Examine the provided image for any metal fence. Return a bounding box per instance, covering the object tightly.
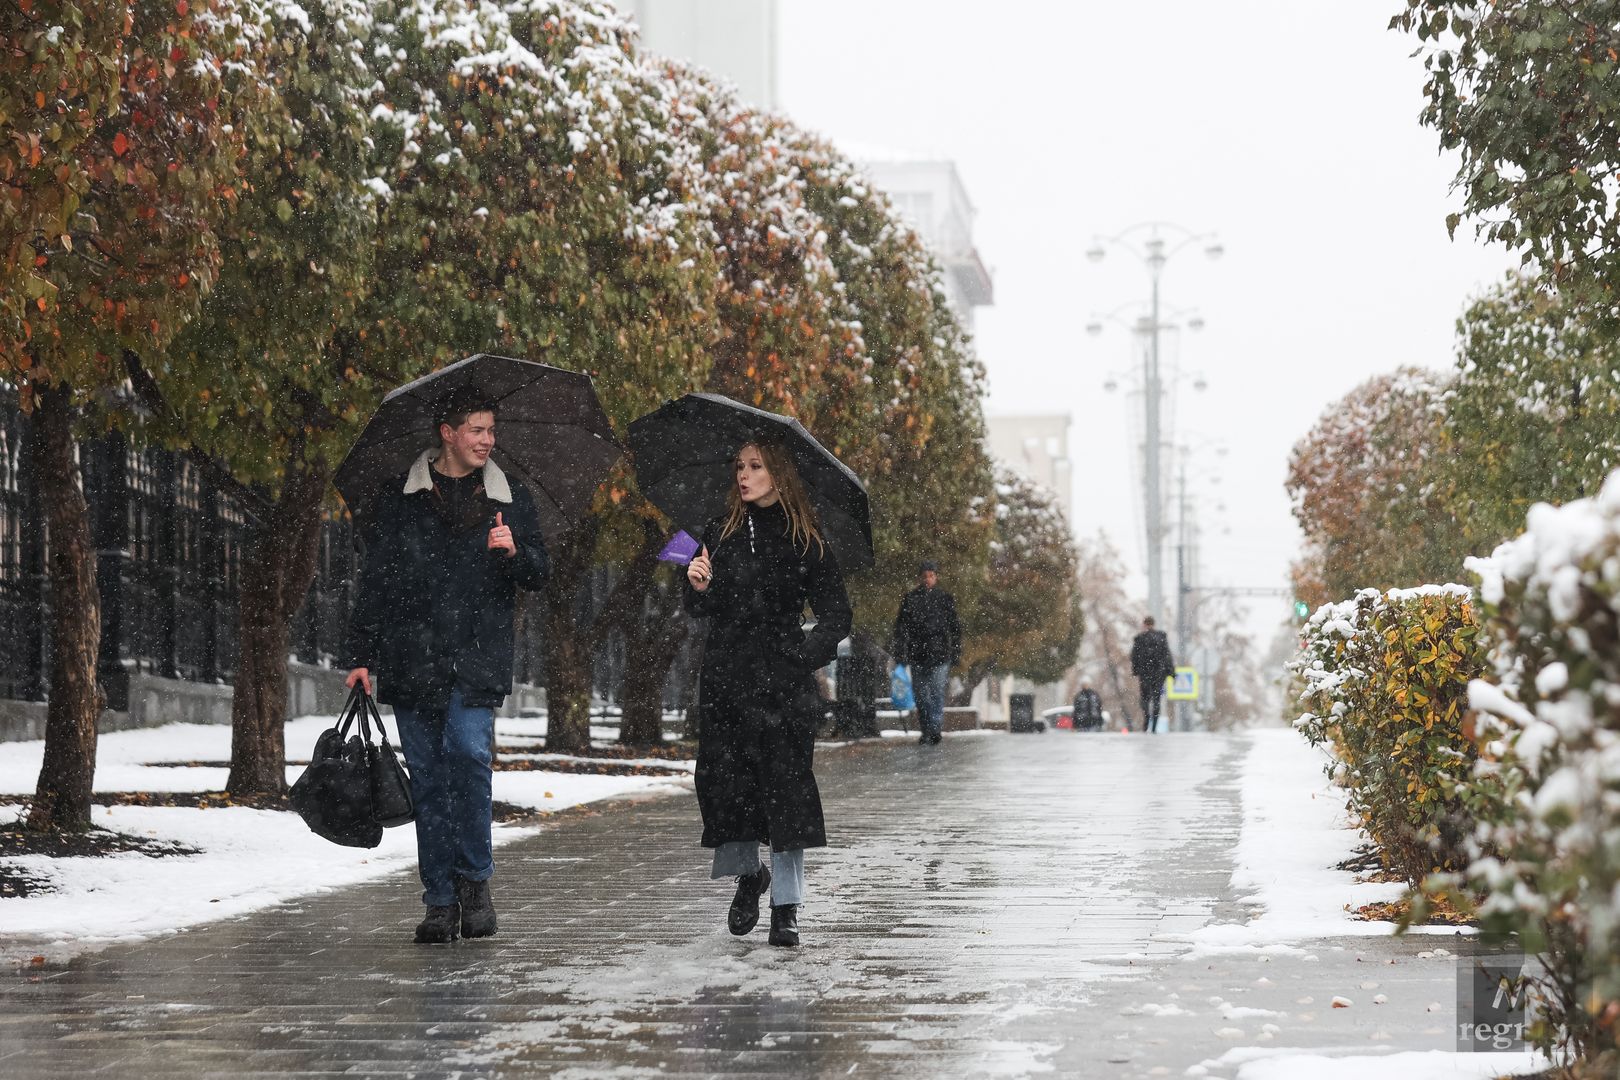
[0,396,696,713]
[0,405,367,710]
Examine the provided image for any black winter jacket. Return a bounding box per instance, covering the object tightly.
[1073,687,1104,726]
[891,585,961,669]
[684,500,852,851]
[345,452,548,710]
[1130,629,1175,682]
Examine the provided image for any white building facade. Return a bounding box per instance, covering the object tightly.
[855,156,995,333]
[613,0,779,109]
[985,414,1073,527]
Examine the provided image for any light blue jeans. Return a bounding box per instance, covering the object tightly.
[392,688,495,907]
[711,841,805,906]
[913,663,950,738]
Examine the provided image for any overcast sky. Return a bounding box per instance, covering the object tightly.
[775,0,1517,645]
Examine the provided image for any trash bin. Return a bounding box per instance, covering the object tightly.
[1009,693,1041,734]
[832,645,880,738]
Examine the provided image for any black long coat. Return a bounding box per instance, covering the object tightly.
[345,452,549,711]
[684,500,852,852]
[1129,629,1175,683]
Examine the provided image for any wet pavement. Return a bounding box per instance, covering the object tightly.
[1,731,1487,1078]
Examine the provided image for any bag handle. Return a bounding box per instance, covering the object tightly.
[339,684,397,750]
[335,684,368,740]
[335,683,406,757]
[359,690,402,755]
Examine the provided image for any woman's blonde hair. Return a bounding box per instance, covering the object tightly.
[719,440,826,555]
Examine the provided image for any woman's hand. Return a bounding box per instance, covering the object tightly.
[687,546,712,592]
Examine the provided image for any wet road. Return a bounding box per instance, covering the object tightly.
[0,731,1480,1078]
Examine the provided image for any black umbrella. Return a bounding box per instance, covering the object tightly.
[627,393,873,571]
[334,354,621,537]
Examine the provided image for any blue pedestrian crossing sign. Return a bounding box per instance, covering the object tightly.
[1165,667,1199,701]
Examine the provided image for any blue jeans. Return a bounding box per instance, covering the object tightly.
[913,663,949,738]
[392,688,495,906]
[712,841,806,906]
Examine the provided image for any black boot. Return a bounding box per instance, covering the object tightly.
[455,877,498,939]
[768,904,799,947]
[414,903,460,944]
[728,865,771,936]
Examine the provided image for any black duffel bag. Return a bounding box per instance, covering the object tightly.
[290,686,414,847]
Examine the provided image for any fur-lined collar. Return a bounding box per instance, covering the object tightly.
[403,448,512,503]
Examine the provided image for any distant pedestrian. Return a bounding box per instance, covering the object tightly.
[345,386,549,944]
[891,561,962,745]
[1072,680,1104,732]
[1129,617,1176,734]
[685,438,852,948]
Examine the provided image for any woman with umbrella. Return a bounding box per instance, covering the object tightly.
[684,438,852,948]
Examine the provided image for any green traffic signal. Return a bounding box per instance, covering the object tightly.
[1294,600,1310,619]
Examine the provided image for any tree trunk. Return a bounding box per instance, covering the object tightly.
[541,517,602,753]
[226,461,327,796]
[948,660,994,708]
[26,386,103,833]
[618,576,688,748]
[1092,611,1135,729]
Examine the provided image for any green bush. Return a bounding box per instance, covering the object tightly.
[1293,585,1488,888]
[1460,470,1620,1072]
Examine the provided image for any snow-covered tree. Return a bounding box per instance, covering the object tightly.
[955,469,1082,699]
[1072,533,1143,729]
[137,0,386,795]
[2,0,251,828]
[1394,0,1620,324]
[1287,368,1461,599]
[353,0,723,753]
[1438,272,1620,559]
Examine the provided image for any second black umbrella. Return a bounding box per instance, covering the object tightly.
[627,393,872,571]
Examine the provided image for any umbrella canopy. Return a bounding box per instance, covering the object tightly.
[628,393,873,571]
[334,354,621,537]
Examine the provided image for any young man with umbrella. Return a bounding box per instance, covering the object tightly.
[344,385,549,943]
[683,439,852,948]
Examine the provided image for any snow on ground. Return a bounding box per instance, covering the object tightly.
[1179,728,1464,958]
[1189,1046,1545,1079]
[1,715,691,965]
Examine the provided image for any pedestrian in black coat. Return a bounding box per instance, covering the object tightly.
[891,562,961,744]
[1072,681,1104,732]
[1129,617,1176,734]
[684,439,852,948]
[346,386,548,944]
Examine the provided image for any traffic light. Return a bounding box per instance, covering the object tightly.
[1294,599,1310,620]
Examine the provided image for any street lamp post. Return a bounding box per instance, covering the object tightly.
[1086,223,1221,624]
[1173,445,1226,729]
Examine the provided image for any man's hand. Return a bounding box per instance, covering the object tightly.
[687,545,712,591]
[346,667,373,696]
[488,511,516,556]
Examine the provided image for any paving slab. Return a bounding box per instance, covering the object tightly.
[2,732,1498,1078]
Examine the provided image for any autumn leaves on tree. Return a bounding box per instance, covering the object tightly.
[3,0,1083,819]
